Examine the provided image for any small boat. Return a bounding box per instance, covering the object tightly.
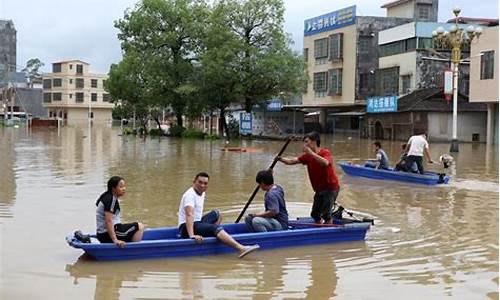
[338,162,450,185]
[66,218,371,261]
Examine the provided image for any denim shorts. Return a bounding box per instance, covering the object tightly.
[179,209,223,238]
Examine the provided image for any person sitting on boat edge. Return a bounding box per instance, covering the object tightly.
[178,172,260,258]
[95,176,145,248]
[394,143,418,173]
[245,170,289,232]
[364,141,390,170]
[277,131,340,224]
[404,132,434,174]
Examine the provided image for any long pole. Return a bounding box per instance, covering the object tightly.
[450,61,459,152]
[235,137,293,223]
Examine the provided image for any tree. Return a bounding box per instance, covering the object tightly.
[22,58,44,88]
[114,0,209,127]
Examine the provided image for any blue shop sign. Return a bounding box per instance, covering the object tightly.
[239,112,252,135]
[267,99,282,111]
[304,6,356,36]
[367,96,398,113]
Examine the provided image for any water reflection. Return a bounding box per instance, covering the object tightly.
[66,242,370,299]
[0,128,16,219]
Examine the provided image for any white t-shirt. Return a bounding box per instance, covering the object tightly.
[178,187,205,226]
[407,135,429,156]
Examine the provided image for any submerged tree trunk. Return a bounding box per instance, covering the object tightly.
[219,108,229,139]
[153,117,162,134]
[176,112,183,128]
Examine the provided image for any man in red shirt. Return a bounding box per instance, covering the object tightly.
[278,131,340,224]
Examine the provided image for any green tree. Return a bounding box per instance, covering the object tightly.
[114,0,209,127]
[22,58,44,88]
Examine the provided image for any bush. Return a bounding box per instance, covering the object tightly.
[204,134,220,140]
[122,127,136,135]
[181,128,205,139]
[169,125,185,137]
[149,128,163,136]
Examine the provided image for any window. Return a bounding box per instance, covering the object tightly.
[103,93,110,102]
[69,79,73,84]
[417,38,433,49]
[303,48,309,62]
[76,64,83,74]
[379,40,406,57]
[69,93,73,99]
[69,64,73,70]
[75,78,84,88]
[481,51,494,80]
[52,92,62,101]
[89,112,94,119]
[314,38,329,59]
[91,79,98,88]
[329,69,342,95]
[52,78,62,87]
[43,79,52,89]
[329,33,343,61]
[377,67,399,95]
[406,38,416,51]
[417,4,431,20]
[358,36,371,54]
[75,92,84,102]
[91,93,97,102]
[102,79,107,88]
[52,63,61,73]
[43,92,51,103]
[401,75,411,94]
[313,72,328,98]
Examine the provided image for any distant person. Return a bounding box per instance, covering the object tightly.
[278,131,340,224]
[245,170,289,232]
[178,172,259,258]
[394,143,418,172]
[364,141,390,170]
[95,176,145,247]
[404,133,434,174]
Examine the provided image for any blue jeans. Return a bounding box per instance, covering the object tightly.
[179,209,223,238]
[245,216,283,232]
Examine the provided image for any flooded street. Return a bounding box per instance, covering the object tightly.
[0,125,498,299]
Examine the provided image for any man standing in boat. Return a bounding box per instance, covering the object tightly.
[277,132,340,224]
[405,132,434,174]
[178,172,260,258]
[245,170,289,232]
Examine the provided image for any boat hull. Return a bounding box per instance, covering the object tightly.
[338,162,450,185]
[66,220,371,261]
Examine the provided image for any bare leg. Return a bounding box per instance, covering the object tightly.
[216,230,245,252]
[132,222,145,242]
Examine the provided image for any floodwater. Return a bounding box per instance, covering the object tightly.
[0,125,498,300]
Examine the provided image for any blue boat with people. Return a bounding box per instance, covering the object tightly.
[66,218,372,261]
[338,161,450,185]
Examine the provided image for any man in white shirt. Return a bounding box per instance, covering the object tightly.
[405,133,434,174]
[178,172,259,258]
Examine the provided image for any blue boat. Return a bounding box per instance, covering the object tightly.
[338,162,450,185]
[66,218,371,261]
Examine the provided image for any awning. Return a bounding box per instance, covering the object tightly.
[329,112,365,116]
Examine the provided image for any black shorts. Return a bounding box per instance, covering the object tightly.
[96,222,139,243]
[179,209,223,238]
[311,189,339,223]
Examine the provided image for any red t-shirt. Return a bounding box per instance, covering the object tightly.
[298,148,340,193]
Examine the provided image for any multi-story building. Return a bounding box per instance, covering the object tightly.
[298,1,438,133]
[0,19,16,78]
[42,60,113,125]
[470,26,498,144]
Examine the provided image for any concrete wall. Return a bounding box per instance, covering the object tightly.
[427,112,487,142]
[470,26,499,103]
[386,1,415,19]
[0,20,16,73]
[65,107,112,126]
[303,24,357,105]
[379,22,416,45]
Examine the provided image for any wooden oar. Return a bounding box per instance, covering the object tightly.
[235,136,293,223]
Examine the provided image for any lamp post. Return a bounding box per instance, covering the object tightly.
[432,7,482,152]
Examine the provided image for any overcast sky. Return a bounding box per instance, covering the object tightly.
[0,0,498,73]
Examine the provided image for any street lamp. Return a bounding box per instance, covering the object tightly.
[432,7,482,152]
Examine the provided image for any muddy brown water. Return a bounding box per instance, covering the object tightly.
[0,126,498,299]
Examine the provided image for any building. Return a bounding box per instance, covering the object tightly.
[469,26,499,144]
[365,88,487,142]
[0,19,16,79]
[42,60,113,125]
[296,1,439,133]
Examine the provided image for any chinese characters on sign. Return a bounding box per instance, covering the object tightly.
[304,6,356,36]
[367,96,398,113]
[267,99,282,112]
[239,112,252,135]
